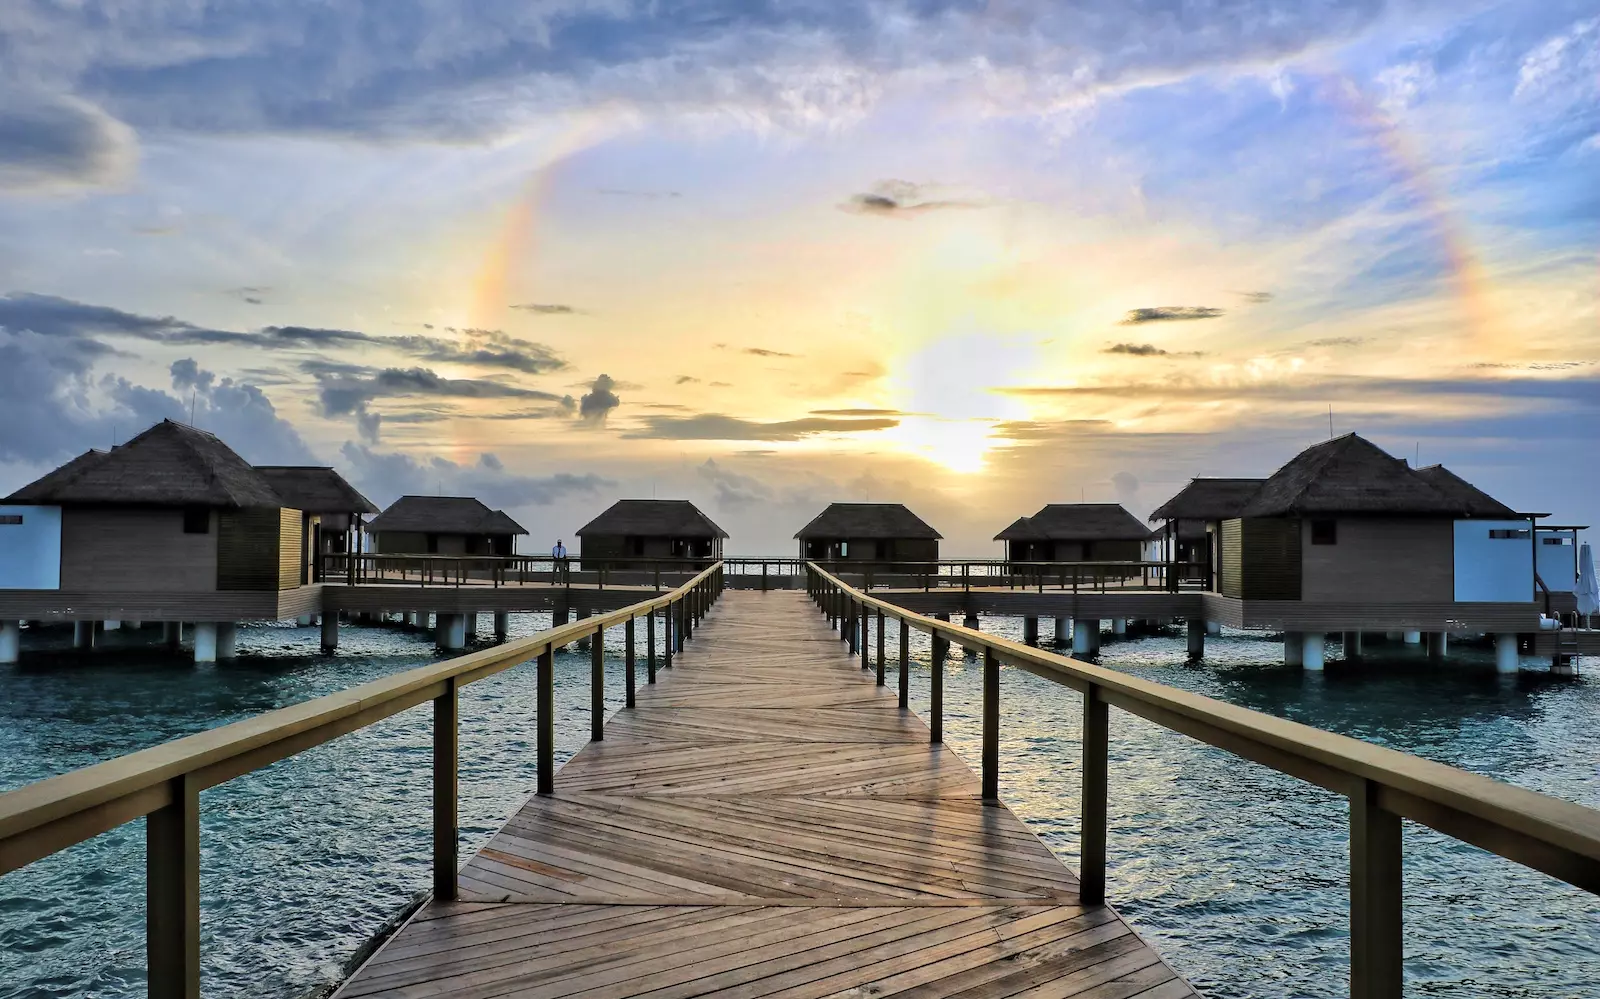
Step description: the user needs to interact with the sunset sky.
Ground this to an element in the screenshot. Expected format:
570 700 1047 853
2 1 1597 553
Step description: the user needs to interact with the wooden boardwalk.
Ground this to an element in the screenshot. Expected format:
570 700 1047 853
336 590 1196 999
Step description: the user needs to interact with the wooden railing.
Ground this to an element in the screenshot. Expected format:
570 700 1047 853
806 562 1600 999
0 563 725 999
812 558 1211 592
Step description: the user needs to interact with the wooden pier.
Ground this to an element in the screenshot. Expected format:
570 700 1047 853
336 589 1194 999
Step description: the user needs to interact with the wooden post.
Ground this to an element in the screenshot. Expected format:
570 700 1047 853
537 645 554 795
982 648 1000 801
665 606 674 669
625 616 636 709
898 617 910 708
1351 779 1403 999
1080 685 1108 906
591 623 605 741
434 676 458 901
875 609 886 686
147 773 200 999
931 614 947 743
847 600 858 654
861 606 870 670
647 610 657 683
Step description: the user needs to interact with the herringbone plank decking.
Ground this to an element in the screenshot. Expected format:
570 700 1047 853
337 590 1196 999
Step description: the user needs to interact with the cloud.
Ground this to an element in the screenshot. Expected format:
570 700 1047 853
840 180 982 217
0 88 136 192
745 347 798 358
510 303 580 315
628 413 898 441
1119 307 1226 325
312 366 573 443
1103 343 1205 358
809 408 907 416
338 442 612 511
578 374 620 425
228 286 268 305
1235 291 1274 303
675 375 701 385
697 458 773 509
0 293 567 376
1304 336 1368 348
1112 470 1140 508
0 3 1402 143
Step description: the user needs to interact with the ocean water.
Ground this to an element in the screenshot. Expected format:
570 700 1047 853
0 612 1597 998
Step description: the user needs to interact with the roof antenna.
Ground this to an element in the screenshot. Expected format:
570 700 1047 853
112 424 116 448
190 392 197 427
1328 404 1333 440
1415 442 1420 468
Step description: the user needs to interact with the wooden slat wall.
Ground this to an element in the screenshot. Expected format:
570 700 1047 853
217 508 283 591
278 508 303 590
1240 518 1301 600
59 508 218 593
1219 519 1243 597
1300 517 1452 603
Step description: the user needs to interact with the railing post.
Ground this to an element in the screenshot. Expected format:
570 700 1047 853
592 623 605 741
861 606 870 670
875 609 885 686
625 615 636 708
848 600 858 655
898 616 909 708
647 609 657 683
665 606 674 669
1351 779 1403 999
434 675 458 901
537 645 554 795
147 773 200 999
1081 684 1108 906
930 615 947 743
982 648 999 802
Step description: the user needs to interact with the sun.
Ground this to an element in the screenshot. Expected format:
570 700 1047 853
883 331 1037 473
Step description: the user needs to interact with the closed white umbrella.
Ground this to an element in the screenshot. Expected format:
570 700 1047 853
1577 542 1599 626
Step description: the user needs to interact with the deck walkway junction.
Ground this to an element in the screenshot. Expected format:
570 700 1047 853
3 562 1600 999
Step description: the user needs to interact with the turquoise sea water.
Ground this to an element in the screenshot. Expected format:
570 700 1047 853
1 611 1596 999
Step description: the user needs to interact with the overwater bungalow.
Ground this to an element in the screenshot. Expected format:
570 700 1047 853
795 503 940 564
0 419 318 660
994 504 1149 564
1147 477 1265 585
365 496 526 557
254 466 378 583
575 499 727 569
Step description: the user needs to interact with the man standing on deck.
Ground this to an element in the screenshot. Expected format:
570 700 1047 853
552 539 567 559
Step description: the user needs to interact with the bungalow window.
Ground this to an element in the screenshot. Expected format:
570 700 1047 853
1310 519 1337 545
1489 529 1530 539
182 507 210 534
0 515 21 525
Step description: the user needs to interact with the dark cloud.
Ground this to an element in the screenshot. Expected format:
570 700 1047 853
840 180 982 217
0 88 135 191
313 367 573 443
675 375 701 384
1304 336 1368 348
1104 343 1206 358
478 452 503 471
1000 374 1600 409
1119 307 1226 324
1236 291 1274 303
510 303 580 315
0 293 568 376
578 374 621 425
228 286 269 305
809 408 907 416
1112 470 1140 507
627 413 898 441
745 347 799 358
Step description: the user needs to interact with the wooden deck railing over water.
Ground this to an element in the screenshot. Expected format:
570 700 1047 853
807 562 1600 999
0 564 725 999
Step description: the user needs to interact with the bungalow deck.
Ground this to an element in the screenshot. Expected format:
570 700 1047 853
334 590 1195 999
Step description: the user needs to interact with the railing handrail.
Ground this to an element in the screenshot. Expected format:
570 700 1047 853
0 561 724 874
807 562 1600 888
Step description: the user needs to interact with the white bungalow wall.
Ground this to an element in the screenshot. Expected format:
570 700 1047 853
1453 519 1535 602
1536 530 1578 592
0 505 62 590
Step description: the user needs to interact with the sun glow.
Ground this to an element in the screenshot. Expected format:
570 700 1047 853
884 331 1037 473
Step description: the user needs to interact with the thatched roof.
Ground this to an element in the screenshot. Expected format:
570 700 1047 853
1241 434 1514 518
576 499 728 539
994 504 1149 542
795 503 941 540
367 496 528 535
255 466 378 515
1148 478 1265 522
1414 465 1519 518
5 420 282 508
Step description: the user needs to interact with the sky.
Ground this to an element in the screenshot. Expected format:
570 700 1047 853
1 0 1597 555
